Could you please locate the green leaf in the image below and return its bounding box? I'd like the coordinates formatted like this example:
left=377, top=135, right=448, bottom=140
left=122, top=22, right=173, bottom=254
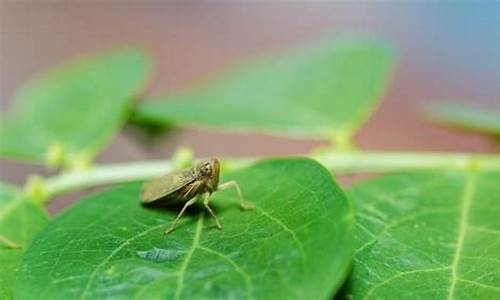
left=16, top=158, right=353, bottom=300
left=426, top=102, right=500, bottom=135
left=135, top=38, right=393, bottom=141
left=343, top=171, right=500, bottom=299
left=0, top=182, right=49, bottom=300
left=0, top=49, right=151, bottom=166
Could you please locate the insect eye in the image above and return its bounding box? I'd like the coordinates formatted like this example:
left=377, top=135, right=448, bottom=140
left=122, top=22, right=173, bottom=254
left=202, top=164, right=211, bottom=174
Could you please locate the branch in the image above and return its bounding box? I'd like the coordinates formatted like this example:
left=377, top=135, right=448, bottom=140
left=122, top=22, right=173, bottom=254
left=39, top=151, right=500, bottom=203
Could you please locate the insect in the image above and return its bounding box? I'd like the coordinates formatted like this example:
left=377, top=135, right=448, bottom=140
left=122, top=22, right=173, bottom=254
left=141, top=158, right=254, bottom=234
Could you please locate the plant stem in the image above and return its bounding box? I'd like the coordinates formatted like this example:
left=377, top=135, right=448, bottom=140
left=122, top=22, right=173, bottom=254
left=312, top=151, right=500, bottom=173
left=42, top=160, right=174, bottom=201
left=41, top=151, right=500, bottom=203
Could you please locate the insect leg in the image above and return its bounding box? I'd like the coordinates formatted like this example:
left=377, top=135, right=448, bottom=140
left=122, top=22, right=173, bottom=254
left=165, top=197, right=198, bottom=235
left=181, top=180, right=200, bottom=198
left=218, top=180, right=254, bottom=210
left=0, top=235, right=20, bottom=249
left=202, top=193, right=222, bottom=229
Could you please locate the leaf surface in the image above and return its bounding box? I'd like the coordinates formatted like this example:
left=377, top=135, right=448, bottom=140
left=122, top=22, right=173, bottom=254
left=426, top=102, right=500, bottom=135
left=0, top=49, right=150, bottom=165
left=135, top=38, right=393, bottom=140
left=0, top=183, right=49, bottom=300
left=344, top=171, right=500, bottom=299
left=16, top=158, right=354, bottom=300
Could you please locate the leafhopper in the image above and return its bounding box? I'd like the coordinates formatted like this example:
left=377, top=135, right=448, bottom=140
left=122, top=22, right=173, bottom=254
left=141, top=158, right=253, bottom=234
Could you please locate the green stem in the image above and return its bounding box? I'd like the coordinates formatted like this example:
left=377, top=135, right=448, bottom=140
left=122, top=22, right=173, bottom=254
left=44, top=160, right=174, bottom=200
left=41, top=151, right=500, bottom=203
left=312, top=151, right=500, bottom=173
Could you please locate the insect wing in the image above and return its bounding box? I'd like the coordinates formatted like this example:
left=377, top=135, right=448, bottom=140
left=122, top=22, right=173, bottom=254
left=141, top=169, right=195, bottom=203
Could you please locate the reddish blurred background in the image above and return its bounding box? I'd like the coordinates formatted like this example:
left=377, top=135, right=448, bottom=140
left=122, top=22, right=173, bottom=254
left=1, top=2, right=499, bottom=210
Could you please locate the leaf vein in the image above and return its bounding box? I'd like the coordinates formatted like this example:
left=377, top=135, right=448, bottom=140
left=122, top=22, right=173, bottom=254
left=364, top=267, right=451, bottom=299
left=254, top=205, right=306, bottom=266
left=356, top=209, right=453, bottom=254
left=173, top=215, right=204, bottom=300
left=448, top=171, right=477, bottom=300
left=79, top=223, right=165, bottom=300
left=462, top=256, right=500, bottom=265
left=197, top=246, right=254, bottom=300
left=468, top=225, right=500, bottom=236
left=0, top=197, right=23, bottom=223
left=457, top=278, right=500, bottom=292
left=48, top=204, right=124, bottom=283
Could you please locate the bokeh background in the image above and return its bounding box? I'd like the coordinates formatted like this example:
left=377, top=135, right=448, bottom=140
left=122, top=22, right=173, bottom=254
left=1, top=1, right=500, bottom=207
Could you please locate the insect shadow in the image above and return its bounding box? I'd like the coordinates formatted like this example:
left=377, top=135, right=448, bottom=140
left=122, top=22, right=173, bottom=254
left=141, top=196, right=228, bottom=231
left=141, top=197, right=206, bottom=216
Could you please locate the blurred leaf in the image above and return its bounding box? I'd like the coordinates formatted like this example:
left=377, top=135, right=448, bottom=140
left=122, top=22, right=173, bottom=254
left=343, top=171, right=500, bottom=299
left=16, top=159, right=354, bottom=300
left=426, top=102, right=500, bottom=135
left=0, top=182, right=48, bottom=300
left=135, top=38, right=394, bottom=140
left=0, top=49, right=151, bottom=166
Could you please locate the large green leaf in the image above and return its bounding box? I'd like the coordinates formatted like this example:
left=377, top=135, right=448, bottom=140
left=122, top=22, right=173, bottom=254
left=0, top=49, right=150, bottom=166
left=135, top=38, right=393, bottom=140
left=343, top=171, right=500, bottom=299
left=0, top=183, right=49, bottom=300
left=16, top=158, right=354, bottom=299
left=426, top=102, right=500, bottom=135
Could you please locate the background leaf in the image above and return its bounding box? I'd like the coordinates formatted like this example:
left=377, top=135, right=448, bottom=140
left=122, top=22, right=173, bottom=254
left=0, top=49, right=150, bottom=165
left=343, top=171, right=500, bottom=299
left=135, top=38, right=393, bottom=140
left=0, top=182, right=49, bottom=300
left=426, top=102, right=500, bottom=136
left=16, top=158, right=353, bottom=300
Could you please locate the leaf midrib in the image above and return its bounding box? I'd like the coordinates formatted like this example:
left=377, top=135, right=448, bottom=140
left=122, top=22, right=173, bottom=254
left=448, top=171, right=477, bottom=300
left=79, top=222, right=166, bottom=300
left=197, top=245, right=254, bottom=299
left=0, top=196, right=28, bottom=246
left=0, top=197, right=23, bottom=223
left=174, top=215, right=204, bottom=300
left=357, top=172, right=488, bottom=299
left=254, top=205, right=306, bottom=265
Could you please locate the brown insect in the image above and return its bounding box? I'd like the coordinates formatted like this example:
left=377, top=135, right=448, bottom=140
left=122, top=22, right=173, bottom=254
left=141, top=158, right=254, bottom=234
